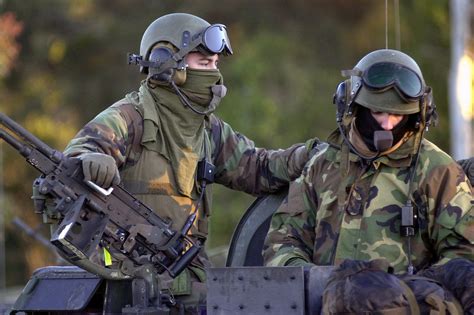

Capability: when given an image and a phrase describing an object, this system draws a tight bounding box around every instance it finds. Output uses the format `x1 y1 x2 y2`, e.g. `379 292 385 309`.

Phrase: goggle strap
181 30 191 49
137 40 205 74
341 69 363 77
172 33 207 62
132 24 231 73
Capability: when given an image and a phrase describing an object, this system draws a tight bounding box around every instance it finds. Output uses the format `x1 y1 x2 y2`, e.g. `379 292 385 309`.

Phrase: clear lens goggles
362 62 424 101
195 24 233 55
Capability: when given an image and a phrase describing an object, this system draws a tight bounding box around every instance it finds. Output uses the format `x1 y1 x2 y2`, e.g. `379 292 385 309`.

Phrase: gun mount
3 112 472 314
8 190 335 315
6 112 443 314
0 112 201 313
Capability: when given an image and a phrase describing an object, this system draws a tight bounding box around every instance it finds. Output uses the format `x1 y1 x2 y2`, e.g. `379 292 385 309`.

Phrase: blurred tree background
0 0 456 287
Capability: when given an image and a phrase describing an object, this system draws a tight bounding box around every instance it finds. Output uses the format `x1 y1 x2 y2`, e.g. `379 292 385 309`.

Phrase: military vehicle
0 112 335 315
1 112 472 315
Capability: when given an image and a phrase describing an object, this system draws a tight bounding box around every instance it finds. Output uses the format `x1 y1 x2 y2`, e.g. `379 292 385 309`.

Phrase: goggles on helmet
128 24 233 74
192 24 233 55
361 62 424 102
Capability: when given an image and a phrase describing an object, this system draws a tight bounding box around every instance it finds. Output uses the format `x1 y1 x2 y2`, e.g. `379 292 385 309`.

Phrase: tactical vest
110 97 213 252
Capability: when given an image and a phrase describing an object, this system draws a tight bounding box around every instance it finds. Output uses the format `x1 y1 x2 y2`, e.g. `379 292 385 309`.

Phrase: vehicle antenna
385 0 389 49
394 0 401 50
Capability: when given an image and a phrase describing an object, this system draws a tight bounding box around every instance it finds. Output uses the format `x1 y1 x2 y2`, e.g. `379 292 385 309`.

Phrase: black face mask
355 106 411 152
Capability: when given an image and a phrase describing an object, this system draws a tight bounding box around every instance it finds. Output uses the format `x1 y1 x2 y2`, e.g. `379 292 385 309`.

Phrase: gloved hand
81 152 120 188
457 157 473 186
418 258 474 314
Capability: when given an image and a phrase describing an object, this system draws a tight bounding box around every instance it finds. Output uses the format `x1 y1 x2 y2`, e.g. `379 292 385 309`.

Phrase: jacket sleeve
426 161 474 265
209 115 314 195
63 102 140 168
262 167 317 267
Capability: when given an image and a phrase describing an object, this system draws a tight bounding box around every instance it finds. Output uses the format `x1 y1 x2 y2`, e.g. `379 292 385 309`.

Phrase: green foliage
0 0 457 285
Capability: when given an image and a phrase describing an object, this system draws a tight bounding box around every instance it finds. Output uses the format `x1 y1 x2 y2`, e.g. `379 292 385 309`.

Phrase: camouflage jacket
263 129 474 274
64 95 309 251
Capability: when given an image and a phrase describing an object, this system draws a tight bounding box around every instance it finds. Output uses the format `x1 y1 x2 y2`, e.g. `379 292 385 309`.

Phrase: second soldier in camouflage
263 49 473 274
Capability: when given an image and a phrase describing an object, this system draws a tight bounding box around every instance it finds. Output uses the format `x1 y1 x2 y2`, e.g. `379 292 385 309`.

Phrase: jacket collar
326 128 416 169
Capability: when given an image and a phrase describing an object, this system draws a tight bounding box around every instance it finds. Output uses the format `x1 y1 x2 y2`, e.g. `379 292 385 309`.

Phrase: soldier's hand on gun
81 152 120 188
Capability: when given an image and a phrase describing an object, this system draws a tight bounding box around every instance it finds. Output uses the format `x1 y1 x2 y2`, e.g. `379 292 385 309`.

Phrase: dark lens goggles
362 62 423 101
195 24 233 55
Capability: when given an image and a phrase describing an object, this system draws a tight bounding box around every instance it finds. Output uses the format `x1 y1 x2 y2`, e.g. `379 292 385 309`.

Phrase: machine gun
0 112 200 284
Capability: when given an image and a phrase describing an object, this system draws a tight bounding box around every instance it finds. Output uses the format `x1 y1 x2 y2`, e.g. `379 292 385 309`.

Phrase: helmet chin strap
170 81 227 116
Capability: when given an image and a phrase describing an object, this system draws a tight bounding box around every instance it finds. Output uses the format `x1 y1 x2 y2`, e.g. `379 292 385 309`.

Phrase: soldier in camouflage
62 13 311 313
263 49 473 313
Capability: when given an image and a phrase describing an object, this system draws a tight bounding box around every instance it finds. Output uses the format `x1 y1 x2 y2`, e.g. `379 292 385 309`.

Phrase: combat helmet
129 13 232 84
332 49 436 157
351 49 426 115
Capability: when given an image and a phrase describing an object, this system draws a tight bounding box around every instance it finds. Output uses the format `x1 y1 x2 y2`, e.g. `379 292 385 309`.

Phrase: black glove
418 258 474 313
322 259 412 314
457 157 474 186
81 152 120 188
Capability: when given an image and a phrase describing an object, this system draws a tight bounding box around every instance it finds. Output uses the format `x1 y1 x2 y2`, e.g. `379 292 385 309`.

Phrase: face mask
356 106 410 152
179 69 226 109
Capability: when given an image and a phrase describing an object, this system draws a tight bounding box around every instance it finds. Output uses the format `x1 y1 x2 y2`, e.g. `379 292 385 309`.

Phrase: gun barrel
169 244 200 278
0 128 28 153
0 113 63 163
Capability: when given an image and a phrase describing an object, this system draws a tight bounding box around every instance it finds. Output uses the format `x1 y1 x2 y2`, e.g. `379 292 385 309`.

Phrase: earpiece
333 80 348 122
423 87 437 128
332 78 359 123
146 45 187 85
148 46 175 82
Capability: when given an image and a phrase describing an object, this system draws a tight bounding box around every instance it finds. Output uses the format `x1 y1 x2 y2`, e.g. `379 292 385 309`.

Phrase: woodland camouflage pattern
263 129 474 274
64 98 309 270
